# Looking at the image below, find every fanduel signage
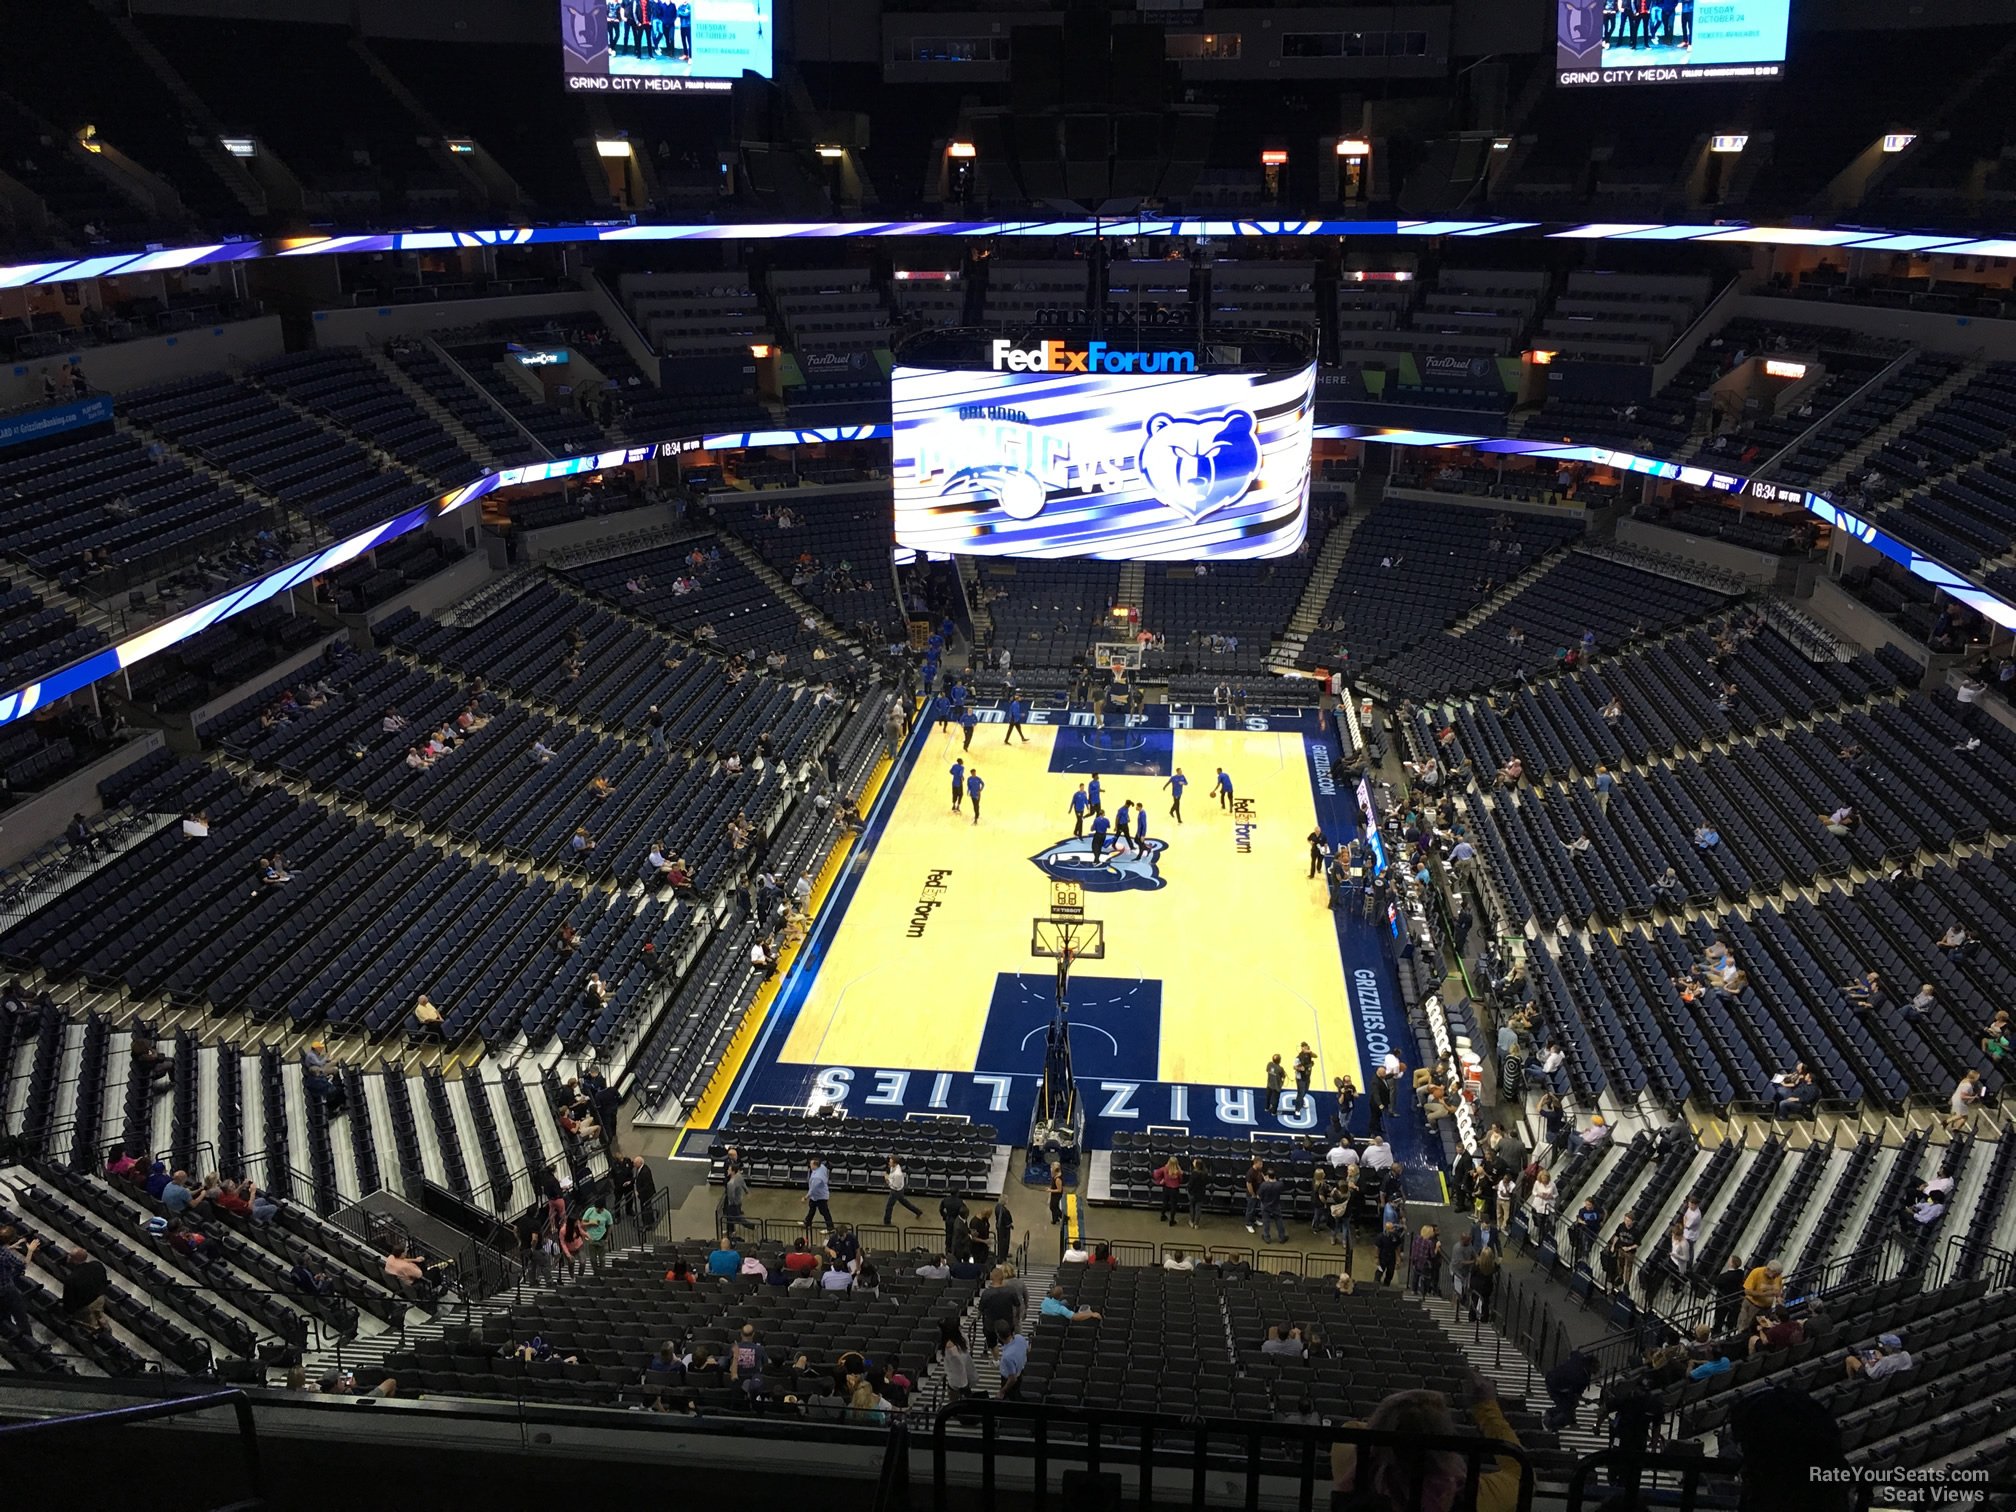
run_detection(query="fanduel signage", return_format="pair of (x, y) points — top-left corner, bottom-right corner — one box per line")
(990, 339), (1197, 375)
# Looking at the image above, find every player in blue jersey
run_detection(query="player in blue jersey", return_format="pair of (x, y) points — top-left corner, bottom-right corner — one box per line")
(1087, 774), (1102, 813)
(1164, 768), (1187, 824)
(950, 758), (965, 814)
(1113, 800), (1135, 856)
(1215, 768), (1234, 811)
(966, 770), (984, 824)
(1068, 784), (1089, 837)
(1005, 696), (1029, 743)
(1090, 808), (1111, 861)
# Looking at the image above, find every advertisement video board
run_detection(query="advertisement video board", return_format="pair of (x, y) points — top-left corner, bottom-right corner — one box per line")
(561, 0), (772, 93)
(891, 354), (1314, 560)
(1556, 0), (1790, 87)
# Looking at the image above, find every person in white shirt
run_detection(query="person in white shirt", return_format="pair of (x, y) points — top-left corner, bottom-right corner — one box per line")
(1361, 1136), (1394, 1172)
(882, 1157), (923, 1224)
(1326, 1141), (1358, 1170)
(1540, 1043), (1566, 1089)
(1681, 1197), (1703, 1251)
(1495, 1174), (1517, 1230)
(1528, 1170), (1558, 1220)
(1580, 1115), (1611, 1150)
(792, 874), (813, 910)
(1162, 1250), (1195, 1271)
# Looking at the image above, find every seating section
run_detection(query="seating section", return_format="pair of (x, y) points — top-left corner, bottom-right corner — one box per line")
(622, 272), (772, 361)
(121, 373), (436, 537)
(122, 598), (333, 716)
(1140, 559), (1312, 678)
(1298, 501), (1583, 672)
(1209, 263), (1318, 331)
(252, 349), (485, 487)
(437, 324), (609, 457)
(707, 1113), (999, 1196)
(706, 489), (905, 641)
(367, 1238), (979, 1411)
(1367, 553), (1731, 698)
(1655, 1277), (2016, 1485)
(977, 561), (1124, 669)
(0, 430), (270, 582)
(384, 337), (546, 468)
(984, 261), (1088, 325)
(554, 539), (833, 675)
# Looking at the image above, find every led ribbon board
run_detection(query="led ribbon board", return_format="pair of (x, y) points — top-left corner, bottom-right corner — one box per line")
(6, 420), (2012, 729)
(16, 220), (2016, 290)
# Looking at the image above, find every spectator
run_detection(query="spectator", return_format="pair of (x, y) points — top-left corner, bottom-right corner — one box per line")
(1738, 1261), (1784, 1332)
(580, 1199), (613, 1273)
(882, 1156), (923, 1224)
(1331, 1372), (1522, 1512)
(803, 1158), (834, 1232)
(384, 1245), (428, 1300)
(937, 1317), (974, 1400)
(706, 1235), (742, 1277)
(1947, 1070), (1983, 1132)
(412, 993), (445, 1039)
(995, 1322), (1027, 1399)
(1844, 1332), (1913, 1379)
(160, 1169), (196, 1215)
(1038, 1282), (1101, 1323)
(1543, 1350), (1592, 1432)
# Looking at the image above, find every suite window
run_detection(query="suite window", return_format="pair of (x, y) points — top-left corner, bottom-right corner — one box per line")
(1167, 31), (1242, 59)
(894, 37), (1009, 63)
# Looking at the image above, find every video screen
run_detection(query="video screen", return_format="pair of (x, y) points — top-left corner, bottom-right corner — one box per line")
(561, 0), (772, 93)
(892, 358), (1313, 560)
(1556, 0), (1789, 86)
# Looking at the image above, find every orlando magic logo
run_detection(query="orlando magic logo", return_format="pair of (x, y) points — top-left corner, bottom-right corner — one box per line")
(1030, 836), (1170, 893)
(938, 465), (1048, 521)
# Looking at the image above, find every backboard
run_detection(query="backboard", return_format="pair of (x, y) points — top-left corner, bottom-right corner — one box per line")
(1032, 917), (1106, 959)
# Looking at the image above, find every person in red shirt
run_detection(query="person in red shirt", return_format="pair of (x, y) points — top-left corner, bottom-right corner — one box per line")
(781, 1239), (821, 1276)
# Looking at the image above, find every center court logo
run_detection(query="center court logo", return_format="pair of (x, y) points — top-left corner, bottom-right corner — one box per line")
(1029, 837), (1169, 893)
(906, 869), (953, 938)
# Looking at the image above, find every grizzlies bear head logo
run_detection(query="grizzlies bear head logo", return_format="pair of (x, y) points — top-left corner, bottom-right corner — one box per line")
(1030, 836), (1169, 893)
(939, 464), (1049, 521)
(1136, 410), (1261, 521)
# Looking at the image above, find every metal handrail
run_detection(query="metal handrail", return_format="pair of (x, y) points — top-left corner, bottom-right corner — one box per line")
(931, 1397), (1537, 1512)
(0, 1389), (261, 1497)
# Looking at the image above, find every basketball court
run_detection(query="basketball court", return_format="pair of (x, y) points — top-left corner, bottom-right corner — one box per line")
(712, 693), (1422, 1160)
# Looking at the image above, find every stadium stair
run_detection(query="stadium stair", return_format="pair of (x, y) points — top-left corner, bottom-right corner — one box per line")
(1271, 510), (1369, 671)
(1115, 562), (1145, 617)
(1410, 1287), (1611, 1460)
(1814, 356), (1985, 492)
(955, 556), (990, 650)
(709, 528), (861, 654)
(937, 1261), (1055, 1406)
(367, 345), (504, 473)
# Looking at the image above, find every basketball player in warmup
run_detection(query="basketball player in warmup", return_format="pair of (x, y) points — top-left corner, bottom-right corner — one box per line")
(966, 768), (985, 824)
(1165, 768), (1187, 824)
(1216, 767), (1235, 812)
(950, 757), (965, 814)
(1004, 695), (1029, 743)
(1068, 783), (1089, 836)
(1087, 774), (1103, 815)
(960, 706), (978, 752)
(1113, 799), (1135, 856)
(1089, 807), (1111, 861)
(1134, 800), (1150, 849)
